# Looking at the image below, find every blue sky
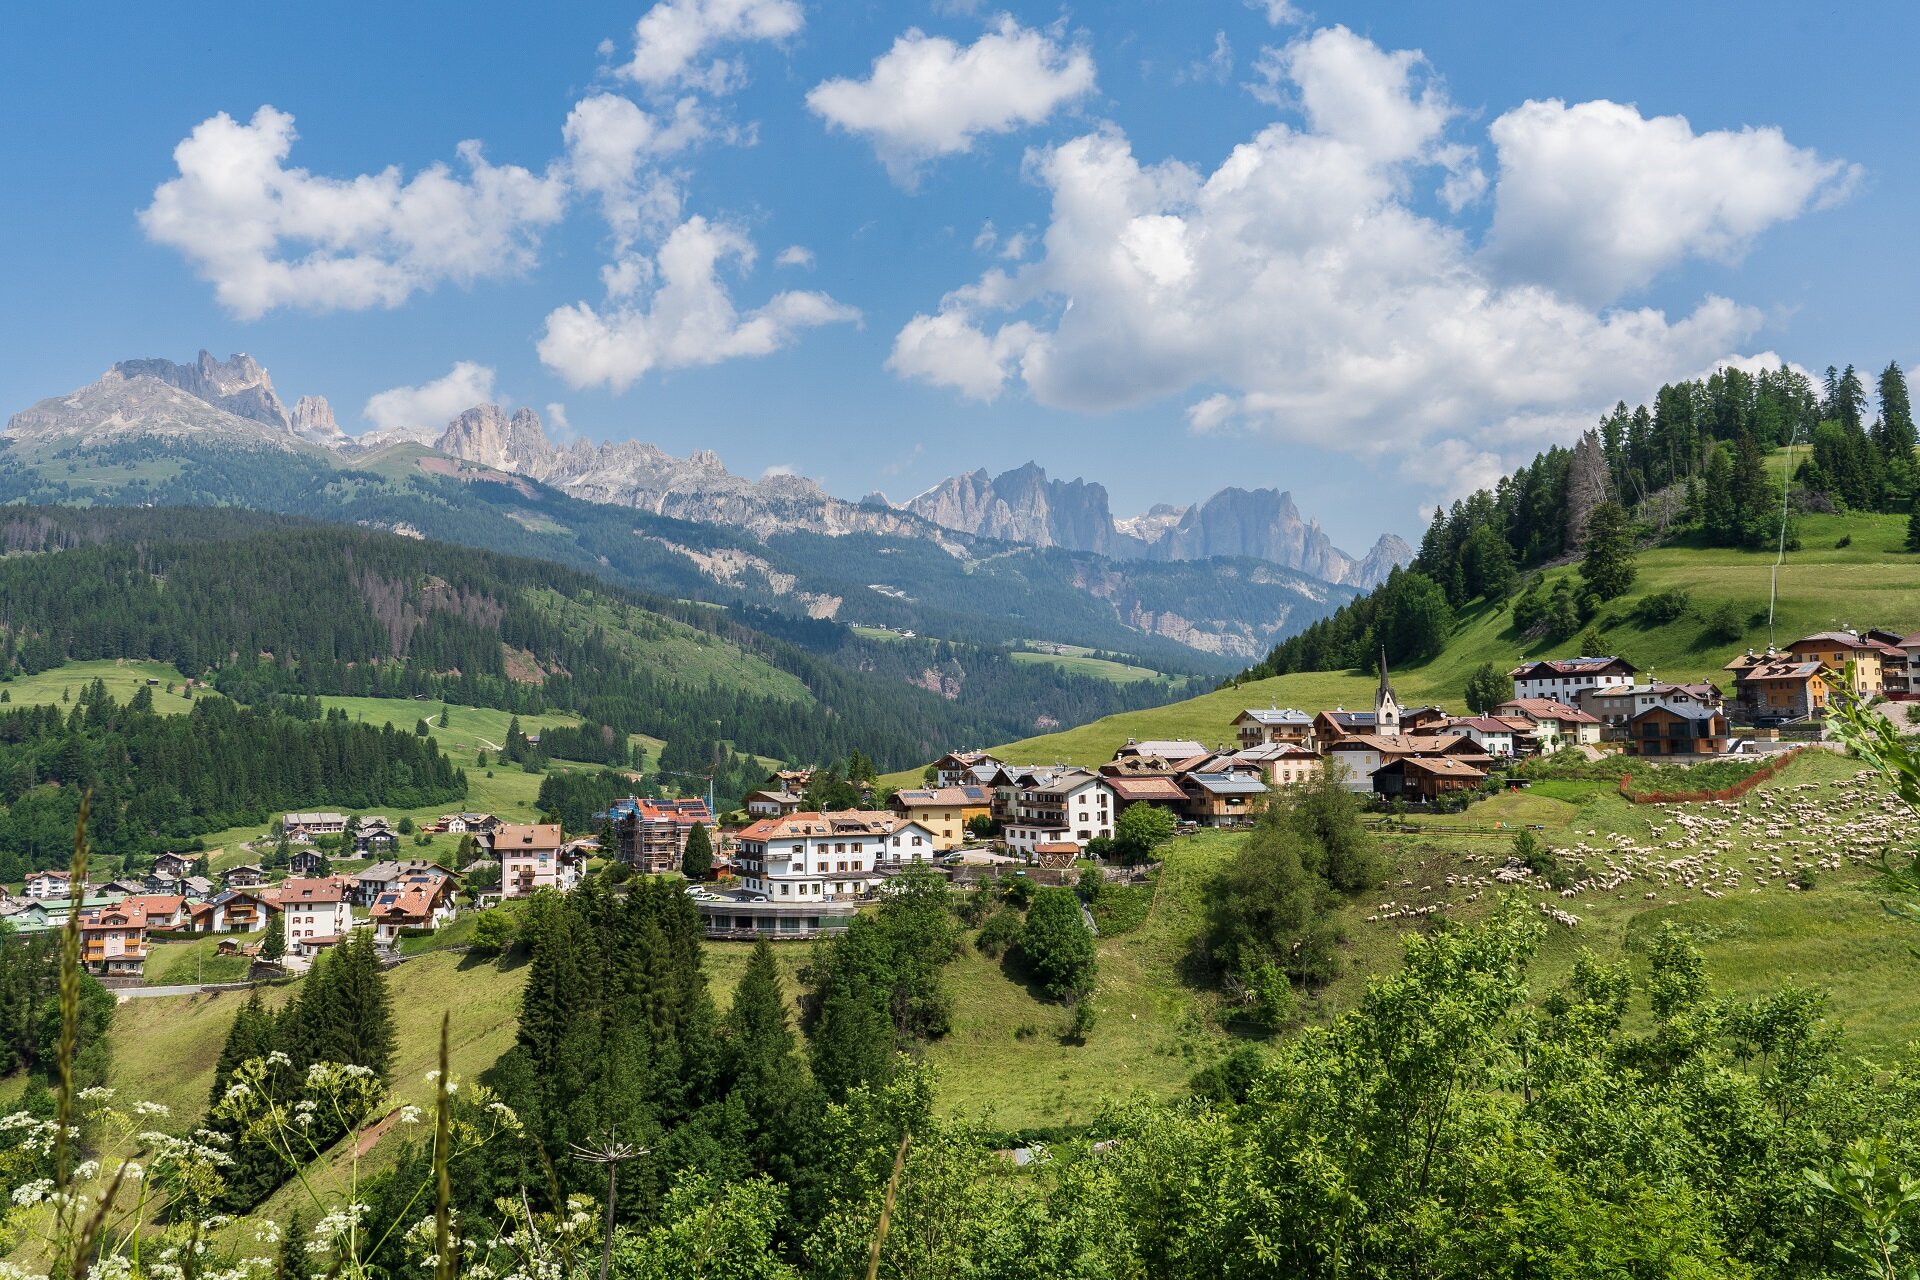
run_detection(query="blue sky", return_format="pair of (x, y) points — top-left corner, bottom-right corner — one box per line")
(3, 1), (1914, 550)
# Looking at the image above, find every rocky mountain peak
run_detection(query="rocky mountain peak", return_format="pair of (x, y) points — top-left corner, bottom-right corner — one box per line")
(290, 394), (344, 445)
(111, 350), (290, 431)
(905, 462), (1122, 556)
(906, 468), (1411, 588)
(434, 404), (555, 475)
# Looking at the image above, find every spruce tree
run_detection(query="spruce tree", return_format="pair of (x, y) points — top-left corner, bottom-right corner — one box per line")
(260, 919), (285, 963)
(294, 933), (395, 1084)
(276, 1211), (309, 1280)
(1877, 361), (1918, 459)
(681, 823), (713, 881)
(808, 973), (895, 1103)
(1580, 501), (1637, 600)
(726, 940), (817, 1179)
(1907, 492), (1920, 554)
(208, 989), (277, 1109)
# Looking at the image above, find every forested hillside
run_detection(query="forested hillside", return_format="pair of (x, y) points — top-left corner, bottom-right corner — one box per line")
(0, 437), (1332, 671)
(0, 683), (465, 879)
(1243, 359), (1916, 680)
(0, 507), (1190, 778)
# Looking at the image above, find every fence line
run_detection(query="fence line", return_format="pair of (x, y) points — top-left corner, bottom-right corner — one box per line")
(1617, 745), (1812, 805)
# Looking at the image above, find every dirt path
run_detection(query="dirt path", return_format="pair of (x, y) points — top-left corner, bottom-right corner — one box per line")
(354, 1108), (402, 1157)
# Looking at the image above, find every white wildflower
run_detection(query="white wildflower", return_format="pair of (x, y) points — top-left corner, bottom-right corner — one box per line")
(11, 1178), (53, 1206)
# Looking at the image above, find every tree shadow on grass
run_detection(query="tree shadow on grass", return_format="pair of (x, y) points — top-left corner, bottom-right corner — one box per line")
(454, 945), (528, 973)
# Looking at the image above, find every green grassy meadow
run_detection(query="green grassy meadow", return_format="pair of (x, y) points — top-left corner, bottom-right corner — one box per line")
(0, 659), (684, 875)
(141, 937), (253, 986)
(0, 659), (199, 712)
(1010, 649), (1167, 684)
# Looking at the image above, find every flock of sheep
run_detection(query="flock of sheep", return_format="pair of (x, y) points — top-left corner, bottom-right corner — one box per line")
(1365, 769), (1909, 932)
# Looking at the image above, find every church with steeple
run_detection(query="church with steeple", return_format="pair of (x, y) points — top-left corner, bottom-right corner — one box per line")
(1375, 646), (1401, 739)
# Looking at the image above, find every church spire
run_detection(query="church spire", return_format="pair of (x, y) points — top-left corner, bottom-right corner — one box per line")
(1375, 645), (1401, 738)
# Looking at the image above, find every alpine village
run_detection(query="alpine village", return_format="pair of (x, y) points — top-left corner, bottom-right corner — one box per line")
(7, 5), (1920, 1279)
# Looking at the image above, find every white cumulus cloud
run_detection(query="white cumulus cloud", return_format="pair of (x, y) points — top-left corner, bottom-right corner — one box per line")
(775, 244), (816, 268)
(364, 361), (498, 431)
(1485, 97), (1861, 303)
(807, 17), (1096, 184)
(538, 216), (859, 392)
(888, 23), (1844, 484)
(140, 106), (566, 319)
(562, 93), (707, 251)
(618, 0), (803, 93)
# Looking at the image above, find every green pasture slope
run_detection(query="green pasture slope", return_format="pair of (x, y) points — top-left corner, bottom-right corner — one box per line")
(1009, 649), (1167, 684)
(0, 659), (675, 871)
(972, 508), (1919, 769)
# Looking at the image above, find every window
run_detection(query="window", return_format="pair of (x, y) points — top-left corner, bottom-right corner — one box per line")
(779, 884), (790, 896)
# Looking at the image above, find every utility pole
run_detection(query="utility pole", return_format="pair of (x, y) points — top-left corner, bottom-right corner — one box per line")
(570, 1137), (647, 1280)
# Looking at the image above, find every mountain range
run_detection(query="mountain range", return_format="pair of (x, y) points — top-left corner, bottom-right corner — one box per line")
(904, 464), (1409, 587)
(5, 351), (1407, 586)
(2, 351), (1393, 662)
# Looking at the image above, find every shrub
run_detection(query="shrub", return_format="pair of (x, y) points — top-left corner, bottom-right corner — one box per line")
(955, 887), (996, 927)
(1191, 1043), (1267, 1103)
(1513, 828), (1573, 890)
(1066, 996), (1097, 1044)
(1636, 588), (1693, 625)
(975, 909), (1022, 958)
(469, 909), (516, 955)
(1701, 601), (1745, 645)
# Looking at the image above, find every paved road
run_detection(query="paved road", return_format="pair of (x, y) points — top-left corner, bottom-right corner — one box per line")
(114, 984), (213, 1000)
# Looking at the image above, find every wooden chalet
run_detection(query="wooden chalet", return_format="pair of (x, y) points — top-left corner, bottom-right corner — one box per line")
(1180, 771), (1268, 827)
(1626, 704), (1731, 757)
(1372, 756), (1488, 803)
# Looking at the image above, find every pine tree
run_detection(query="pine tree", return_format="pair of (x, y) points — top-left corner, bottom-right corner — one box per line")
(1907, 492), (1920, 554)
(260, 919), (285, 963)
(725, 940), (817, 1179)
(681, 823), (714, 880)
(1580, 501), (1637, 600)
(808, 973), (895, 1103)
(1877, 361), (1918, 459)
(208, 989), (278, 1109)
